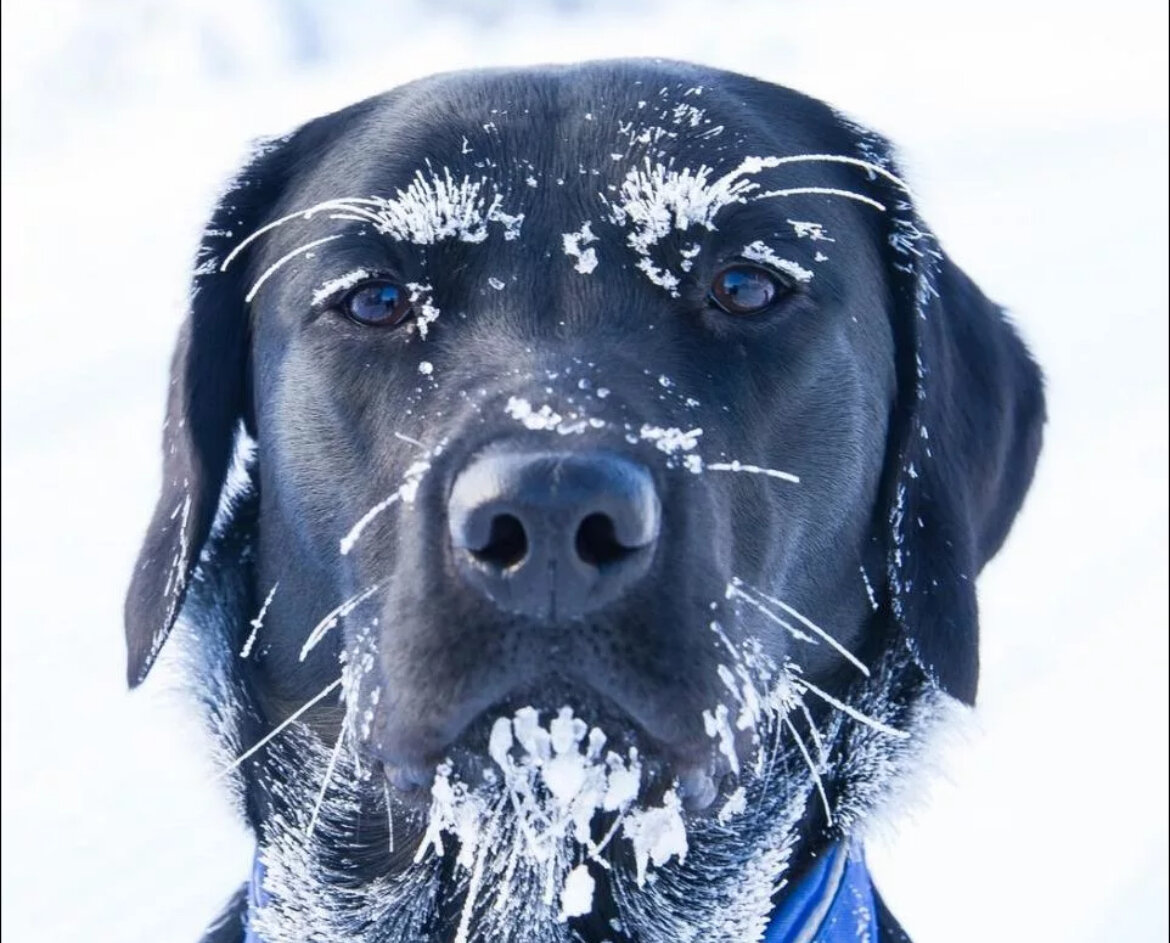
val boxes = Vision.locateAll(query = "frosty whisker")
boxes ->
[705,461,800,484]
[454,799,505,943]
[755,153,912,194]
[383,778,395,854]
[240,581,279,659]
[220,198,384,272]
[753,186,886,212]
[306,725,348,839]
[782,715,832,825]
[730,578,870,676]
[326,213,380,225]
[797,698,827,764]
[726,582,817,645]
[339,460,432,555]
[339,493,405,555]
[299,584,382,661]
[217,676,343,778]
[245,235,345,303]
[795,678,910,740]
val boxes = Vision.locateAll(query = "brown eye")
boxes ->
[709,264,784,315]
[343,281,412,327]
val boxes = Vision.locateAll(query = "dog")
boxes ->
[125,59,1044,943]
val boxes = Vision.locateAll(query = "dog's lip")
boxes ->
[380,749,729,815]
[377,683,736,814]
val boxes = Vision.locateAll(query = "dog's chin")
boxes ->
[378,682,739,818]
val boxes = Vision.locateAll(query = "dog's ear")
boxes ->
[123,131,308,688]
[854,129,1046,704]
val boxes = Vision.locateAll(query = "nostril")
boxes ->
[472,513,528,569]
[575,513,636,569]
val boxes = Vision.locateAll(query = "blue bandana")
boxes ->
[245,841,877,942]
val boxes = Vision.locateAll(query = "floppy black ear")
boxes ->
[124,132,306,688]
[855,131,1046,704]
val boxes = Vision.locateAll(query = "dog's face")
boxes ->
[247,68,896,794]
[126,61,1043,940]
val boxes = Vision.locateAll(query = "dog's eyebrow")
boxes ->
[603,153,894,296]
[222,167,526,277]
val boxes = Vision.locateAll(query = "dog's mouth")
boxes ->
[378,682,741,819]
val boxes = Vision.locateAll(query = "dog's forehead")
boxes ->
[252,62,887,338]
[297,64,849,219]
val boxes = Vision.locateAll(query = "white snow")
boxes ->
[1,3,1166,942]
[504,396,599,436]
[405,282,440,338]
[505,396,563,431]
[418,704,694,919]
[558,863,595,920]
[311,268,373,306]
[787,220,834,242]
[740,240,815,283]
[717,787,747,825]
[562,221,600,274]
[639,424,703,454]
[622,790,689,886]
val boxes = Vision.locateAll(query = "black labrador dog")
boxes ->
[126,59,1044,943]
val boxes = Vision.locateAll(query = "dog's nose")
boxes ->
[447,450,661,619]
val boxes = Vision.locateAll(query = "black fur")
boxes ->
[126,60,1044,942]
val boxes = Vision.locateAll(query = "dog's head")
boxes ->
[126,60,1043,939]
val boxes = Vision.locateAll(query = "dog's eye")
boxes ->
[709,264,785,315]
[342,281,413,327]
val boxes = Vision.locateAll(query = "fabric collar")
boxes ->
[763,841,879,943]
[243,851,269,943]
[245,841,877,942]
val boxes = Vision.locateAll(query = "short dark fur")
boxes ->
[126,60,1043,942]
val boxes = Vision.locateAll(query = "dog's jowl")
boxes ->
[126,60,1044,943]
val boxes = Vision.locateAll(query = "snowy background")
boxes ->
[1,1,1166,940]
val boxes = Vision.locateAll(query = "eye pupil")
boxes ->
[710,265,782,315]
[344,281,412,326]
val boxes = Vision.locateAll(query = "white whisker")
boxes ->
[455,797,505,943]
[326,213,380,225]
[726,582,817,645]
[782,715,832,825]
[706,461,800,484]
[393,431,428,449]
[306,726,347,839]
[244,234,345,303]
[753,186,886,212]
[339,493,403,555]
[339,460,431,555]
[797,698,827,763]
[755,153,911,193]
[299,584,381,661]
[731,578,870,676]
[796,677,910,740]
[384,779,395,855]
[220,198,380,272]
[589,812,626,862]
[240,582,279,659]
[216,676,342,779]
